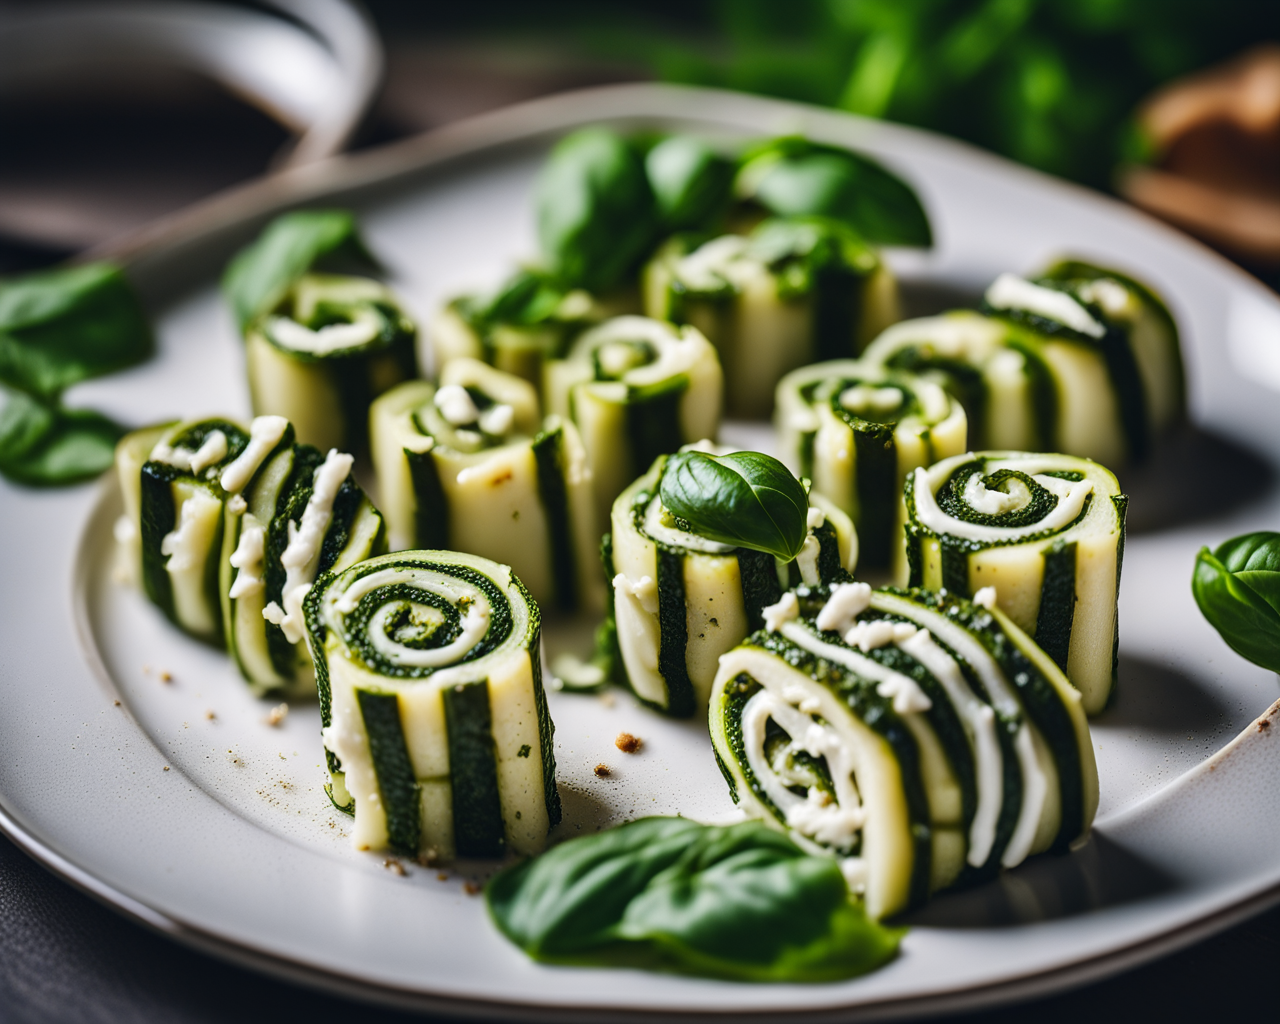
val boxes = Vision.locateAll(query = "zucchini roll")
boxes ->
[903,451,1126,715]
[370,359,599,612]
[709,583,1097,920]
[606,453,857,716]
[985,260,1183,464]
[220,418,387,696]
[643,217,900,417]
[430,270,617,392]
[775,361,967,571]
[305,550,560,859]
[544,315,722,532]
[246,274,418,454]
[117,418,252,644]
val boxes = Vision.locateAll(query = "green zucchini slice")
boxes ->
[304,550,559,860]
[369,360,600,612]
[607,452,857,716]
[775,360,967,573]
[245,274,417,454]
[903,450,1127,714]
[544,315,723,533]
[643,216,900,417]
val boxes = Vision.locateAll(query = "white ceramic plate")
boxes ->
[4,84,1280,1022]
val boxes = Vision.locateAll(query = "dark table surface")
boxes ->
[2,26,1279,1024]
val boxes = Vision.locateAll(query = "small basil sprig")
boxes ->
[0,261,152,486]
[736,136,932,248]
[1193,532,1280,674]
[535,128,657,294]
[659,450,809,560]
[486,817,901,982]
[222,209,378,332]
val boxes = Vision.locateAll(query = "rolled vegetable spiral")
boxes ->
[305,551,559,859]
[370,359,599,612]
[544,315,722,533]
[904,451,1126,714]
[775,360,967,572]
[605,453,857,716]
[709,583,1097,920]
[643,217,900,417]
[246,274,418,454]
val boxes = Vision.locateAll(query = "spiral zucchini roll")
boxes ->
[305,551,559,859]
[709,583,1097,920]
[643,217,900,417]
[246,274,418,454]
[775,361,967,571]
[220,418,387,696]
[985,260,1183,465]
[370,359,598,612]
[605,454,857,716]
[117,418,253,644]
[430,270,614,392]
[904,451,1127,714]
[544,315,722,532]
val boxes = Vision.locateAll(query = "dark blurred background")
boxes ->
[0,1,1278,1021]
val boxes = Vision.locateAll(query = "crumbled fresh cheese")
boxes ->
[265,448,354,644]
[985,273,1105,338]
[160,490,221,572]
[228,522,266,599]
[478,403,514,436]
[973,586,997,609]
[187,431,228,476]
[815,581,871,635]
[762,592,800,632]
[1077,278,1133,319]
[963,471,1030,515]
[794,534,822,586]
[267,315,379,354]
[838,384,903,416]
[149,441,195,469]
[842,618,916,652]
[221,415,289,494]
[806,506,826,531]
[785,787,866,848]
[435,384,480,426]
[779,621,932,715]
[226,494,247,516]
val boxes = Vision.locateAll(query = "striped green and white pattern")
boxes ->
[370,360,599,612]
[904,450,1127,714]
[544,316,723,534]
[305,550,559,860]
[246,274,418,454]
[862,260,1182,466]
[775,360,967,573]
[643,217,900,417]
[709,583,1097,920]
[606,453,857,716]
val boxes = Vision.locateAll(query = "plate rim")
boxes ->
[6,80,1280,1020]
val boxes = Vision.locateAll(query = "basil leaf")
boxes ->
[1193,533,1280,674]
[222,210,378,331]
[659,450,809,560]
[645,135,735,232]
[737,136,932,248]
[0,388,123,486]
[0,262,153,400]
[535,128,657,293]
[486,817,901,982]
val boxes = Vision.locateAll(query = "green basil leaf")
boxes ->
[644,135,735,232]
[1192,535,1280,674]
[659,450,809,560]
[736,136,932,248]
[0,388,123,486]
[535,128,657,293]
[222,209,377,332]
[0,262,153,400]
[486,817,901,982]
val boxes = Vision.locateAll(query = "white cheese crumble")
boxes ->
[815,581,871,635]
[221,415,289,494]
[795,534,822,586]
[973,586,997,609]
[985,273,1105,338]
[435,384,479,426]
[806,506,826,530]
[264,448,353,644]
[478,403,514,436]
[963,470,1030,515]
[1077,277,1133,319]
[838,384,903,415]
[187,431,228,476]
[762,592,799,632]
[267,315,379,354]
[159,490,220,572]
[228,522,266,599]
